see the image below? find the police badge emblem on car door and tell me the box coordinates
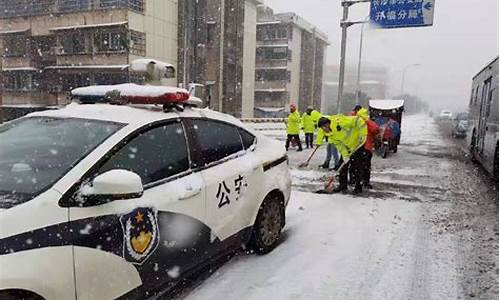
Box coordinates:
[120,207,159,264]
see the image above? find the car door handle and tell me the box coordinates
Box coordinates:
[179,187,202,200]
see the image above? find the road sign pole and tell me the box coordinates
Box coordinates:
[336,3,349,114]
[336,0,370,114]
[355,16,370,103]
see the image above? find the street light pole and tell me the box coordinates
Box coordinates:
[400,63,420,95]
[355,15,370,103]
[336,2,350,114]
[336,0,371,113]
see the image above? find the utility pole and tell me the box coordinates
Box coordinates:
[337,2,349,114]
[218,0,225,113]
[355,16,370,103]
[336,0,370,114]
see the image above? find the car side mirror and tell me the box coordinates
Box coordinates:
[79,169,144,206]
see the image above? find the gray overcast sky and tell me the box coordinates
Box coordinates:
[264,0,499,111]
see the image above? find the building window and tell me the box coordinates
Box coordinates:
[98,0,144,13]
[60,33,87,55]
[257,24,288,41]
[94,73,129,85]
[0,0,54,17]
[94,32,127,53]
[56,72,128,91]
[129,30,146,56]
[58,0,91,12]
[58,73,92,91]
[0,0,143,17]
[256,47,289,60]
[207,22,217,43]
[255,69,290,81]
[3,72,38,91]
[3,34,27,57]
[127,0,144,13]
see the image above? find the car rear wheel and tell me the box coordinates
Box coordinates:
[251,196,285,254]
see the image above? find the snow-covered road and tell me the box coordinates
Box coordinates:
[176,115,498,300]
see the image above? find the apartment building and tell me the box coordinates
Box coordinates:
[254,5,328,117]
[178,0,260,118]
[0,0,178,119]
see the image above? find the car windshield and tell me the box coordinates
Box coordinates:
[0,117,124,208]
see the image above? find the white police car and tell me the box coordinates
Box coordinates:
[0,84,291,299]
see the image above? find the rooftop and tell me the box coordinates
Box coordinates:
[256,9,329,44]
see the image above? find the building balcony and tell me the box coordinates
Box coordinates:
[0,0,144,19]
[256,39,289,46]
[0,91,58,106]
[254,80,288,91]
[55,52,129,66]
[1,56,37,70]
[255,60,287,69]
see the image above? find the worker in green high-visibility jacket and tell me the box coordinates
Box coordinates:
[285,104,303,151]
[302,106,316,149]
[317,113,368,194]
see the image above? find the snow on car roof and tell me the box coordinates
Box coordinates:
[71,83,187,97]
[369,99,405,110]
[27,103,180,124]
[26,103,245,129]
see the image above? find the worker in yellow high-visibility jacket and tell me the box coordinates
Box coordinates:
[315,121,340,170]
[302,106,316,148]
[311,109,322,129]
[317,114,368,194]
[285,104,303,151]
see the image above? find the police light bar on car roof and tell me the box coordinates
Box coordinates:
[71,83,190,105]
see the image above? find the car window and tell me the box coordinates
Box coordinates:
[0,117,123,208]
[190,119,244,166]
[239,128,256,150]
[99,122,189,185]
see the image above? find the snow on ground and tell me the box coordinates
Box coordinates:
[179,114,497,300]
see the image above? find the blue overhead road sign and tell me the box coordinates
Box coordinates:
[370,0,435,29]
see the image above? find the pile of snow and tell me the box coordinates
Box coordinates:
[71,83,189,98]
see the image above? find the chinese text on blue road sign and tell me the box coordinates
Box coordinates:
[370,0,435,29]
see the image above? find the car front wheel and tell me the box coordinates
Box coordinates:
[251,196,285,254]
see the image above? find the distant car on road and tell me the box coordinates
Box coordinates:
[0,84,291,300]
[439,110,453,120]
[451,112,469,139]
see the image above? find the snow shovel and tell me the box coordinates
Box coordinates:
[315,160,350,194]
[298,145,320,168]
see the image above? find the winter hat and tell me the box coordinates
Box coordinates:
[317,117,331,128]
